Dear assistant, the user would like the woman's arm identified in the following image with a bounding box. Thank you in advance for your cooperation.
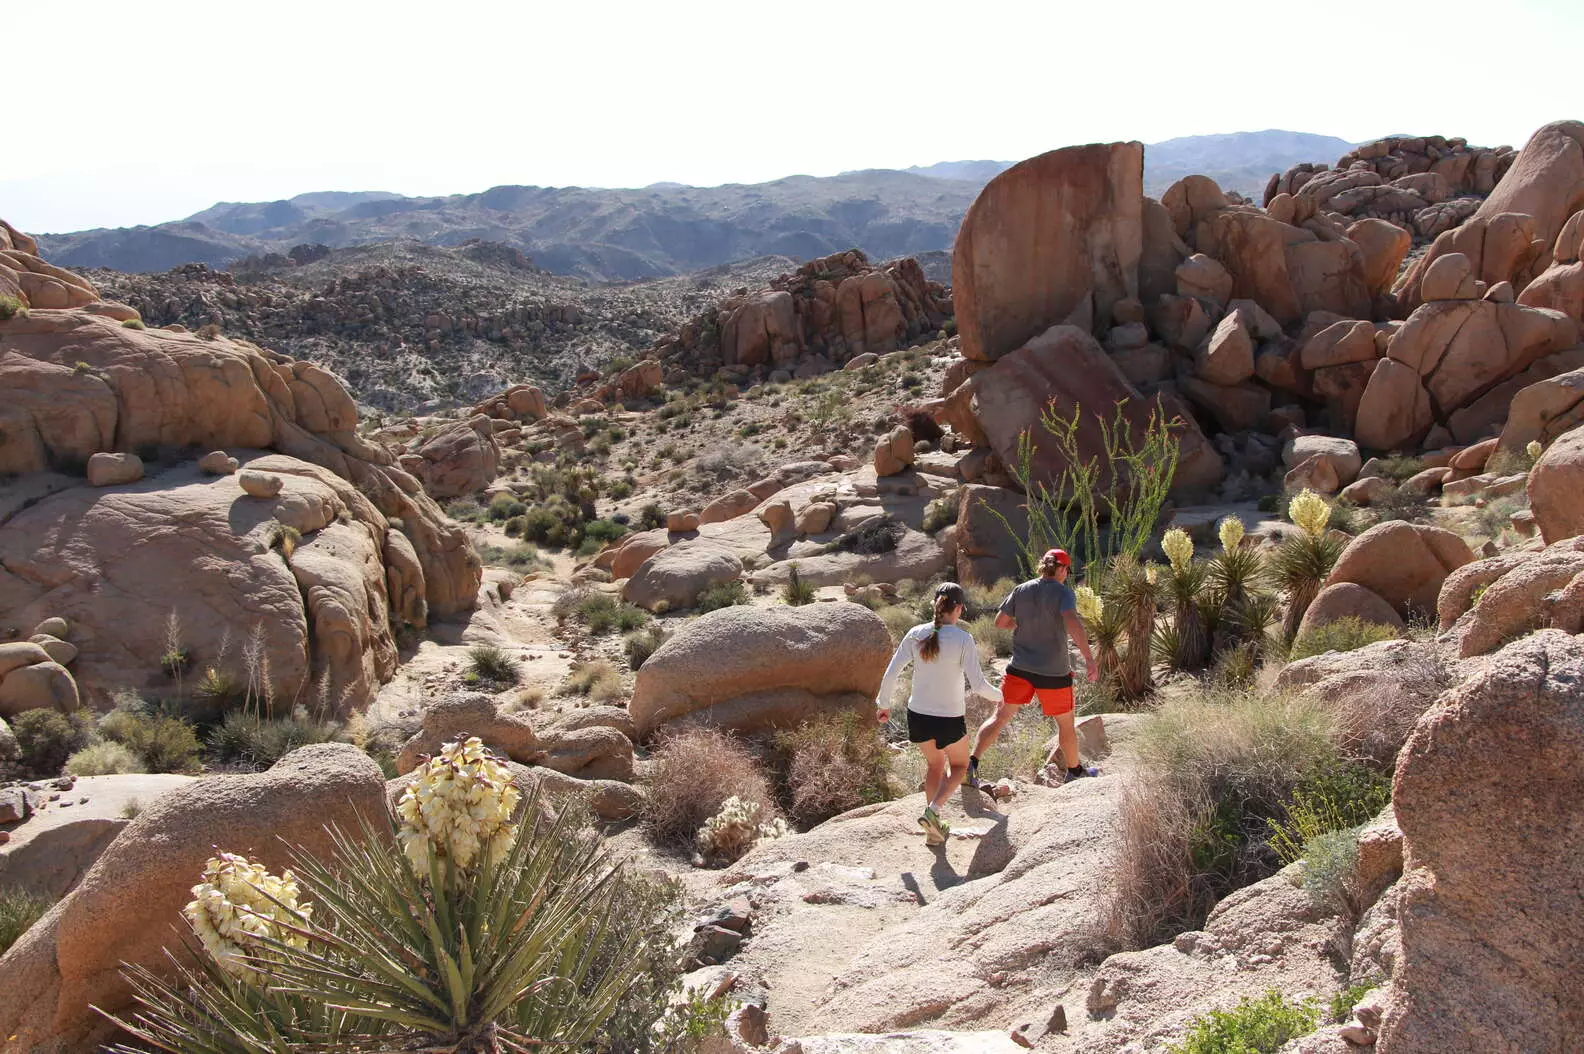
[874,632,915,720]
[961,632,998,700]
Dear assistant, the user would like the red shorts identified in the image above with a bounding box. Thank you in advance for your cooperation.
[1002,674,1074,717]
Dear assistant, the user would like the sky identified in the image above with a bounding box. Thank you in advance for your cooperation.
[6,0,1582,235]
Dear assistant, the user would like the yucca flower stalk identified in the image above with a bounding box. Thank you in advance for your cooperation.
[1077,583,1124,686]
[1271,490,1346,645]
[107,738,681,1054]
[1209,516,1267,658]
[1160,528,1210,672]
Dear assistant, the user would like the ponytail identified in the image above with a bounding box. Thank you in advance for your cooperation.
[919,594,953,662]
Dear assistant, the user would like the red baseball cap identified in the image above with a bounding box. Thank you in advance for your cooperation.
[1043,548,1071,567]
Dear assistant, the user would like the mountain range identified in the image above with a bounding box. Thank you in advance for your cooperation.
[38,130,1355,283]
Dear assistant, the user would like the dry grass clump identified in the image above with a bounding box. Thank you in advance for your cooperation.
[1103,688,1338,947]
[562,660,623,703]
[641,728,781,848]
[774,711,893,828]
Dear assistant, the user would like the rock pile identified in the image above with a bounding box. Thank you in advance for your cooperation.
[0,220,481,711]
[649,249,952,383]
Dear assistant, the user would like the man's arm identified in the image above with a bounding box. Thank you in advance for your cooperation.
[994,612,1016,630]
[1063,609,1098,682]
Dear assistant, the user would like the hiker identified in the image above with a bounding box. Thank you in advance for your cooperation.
[969,548,1099,786]
[874,581,997,846]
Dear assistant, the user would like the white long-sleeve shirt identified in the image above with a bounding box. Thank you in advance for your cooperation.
[875,622,997,718]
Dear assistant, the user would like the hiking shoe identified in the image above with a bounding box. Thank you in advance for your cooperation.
[1063,765,1100,783]
[920,806,946,846]
[966,755,981,787]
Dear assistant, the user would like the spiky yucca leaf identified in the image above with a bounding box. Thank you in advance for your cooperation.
[1269,531,1346,644]
[105,795,658,1054]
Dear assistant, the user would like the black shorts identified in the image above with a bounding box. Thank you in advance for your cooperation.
[907,710,967,749]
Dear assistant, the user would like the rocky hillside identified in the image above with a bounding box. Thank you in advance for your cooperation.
[84,242,800,412]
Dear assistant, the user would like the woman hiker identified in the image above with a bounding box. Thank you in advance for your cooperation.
[969,548,1099,786]
[874,581,998,846]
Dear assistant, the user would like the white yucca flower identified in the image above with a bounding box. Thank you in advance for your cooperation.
[1074,585,1103,623]
[1218,516,1246,553]
[183,853,312,985]
[1287,489,1331,538]
[396,737,521,874]
[1161,528,1194,573]
[1527,440,1543,461]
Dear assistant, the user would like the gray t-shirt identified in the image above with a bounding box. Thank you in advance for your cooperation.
[999,577,1077,677]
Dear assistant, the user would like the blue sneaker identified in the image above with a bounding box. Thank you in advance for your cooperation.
[1063,764,1099,783]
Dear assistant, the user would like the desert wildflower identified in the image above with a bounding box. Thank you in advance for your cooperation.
[1527,440,1543,461]
[1162,528,1194,573]
[1287,489,1331,538]
[1218,516,1246,553]
[183,853,312,985]
[395,736,521,874]
[1075,585,1104,623]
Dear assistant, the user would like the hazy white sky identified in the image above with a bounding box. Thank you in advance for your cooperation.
[6,0,1581,234]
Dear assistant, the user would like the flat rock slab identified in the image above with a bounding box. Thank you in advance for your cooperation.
[0,774,195,897]
[777,1030,1026,1053]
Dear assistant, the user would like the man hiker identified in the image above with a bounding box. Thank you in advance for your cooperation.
[969,548,1099,787]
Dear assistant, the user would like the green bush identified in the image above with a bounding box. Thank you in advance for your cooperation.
[445,499,485,523]
[1167,989,1319,1054]
[0,887,55,955]
[967,613,1013,660]
[877,604,919,643]
[121,318,147,330]
[465,645,520,686]
[0,294,26,321]
[66,741,147,776]
[1330,983,1375,1024]
[1267,763,1392,865]
[207,709,344,769]
[1289,617,1399,661]
[100,708,203,774]
[477,541,549,569]
[922,497,957,534]
[624,625,670,671]
[774,712,893,828]
[781,564,817,606]
[12,709,93,775]
[696,579,749,613]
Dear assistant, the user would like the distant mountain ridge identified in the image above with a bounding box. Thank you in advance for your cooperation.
[38,130,1356,282]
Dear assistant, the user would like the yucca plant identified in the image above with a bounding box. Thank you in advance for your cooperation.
[1161,527,1210,672]
[1076,584,1124,688]
[1208,516,1266,658]
[1107,555,1160,701]
[1270,490,1346,645]
[105,738,697,1054]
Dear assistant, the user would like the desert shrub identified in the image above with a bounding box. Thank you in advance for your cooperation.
[192,665,246,712]
[66,740,147,776]
[1367,487,1433,525]
[773,712,893,828]
[121,318,147,330]
[695,795,788,866]
[624,625,671,670]
[975,705,1056,783]
[1267,763,1392,866]
[1104,688,1339,946]
[877,605,919,643]
[1167,989,1319,1054]
[696,579,749,612]
[487,493,518,521]
[781,564,817,606]
[831,518,906,555]
[445,499,485,523]
[642,728,780,848]
[966,613,1013,660]
[476,541,549,569]
[105,745,716,1054]
[638,503,666,531]
[0,887,54,955]
[465,644,520,686]
[692,443,763,484]
[1373,455,1425,482]
[582,518,630,547]
[1288,617,1399,661]
[922,496,957,535]
[563,660,623,702]
[12,709,94,775]
[207,708,344,769]
[1299,828,1363,914]
[0,294,27,320]
[100,708,203,774]
[1472,496,1525,540]
[1330,983,1375,1024]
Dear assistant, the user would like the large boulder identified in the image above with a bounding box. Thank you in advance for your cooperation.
[621,539,744,612]
[1380,631,1584,1053]
[1296,582,1405,639]
[939,324,1223,499]
[954,484,1028,585]
[1396,121,1584,311]
[1528,423,1584,544]
[952,143,1144,361]
[0,660,80,718]
[1326,521,1475,619]
[0,456,417,711]
[629,603,892,740]
[405,416,500,500]
[0,744,387,1053]
[1438,539,1584,657]
[393,693,540,774]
